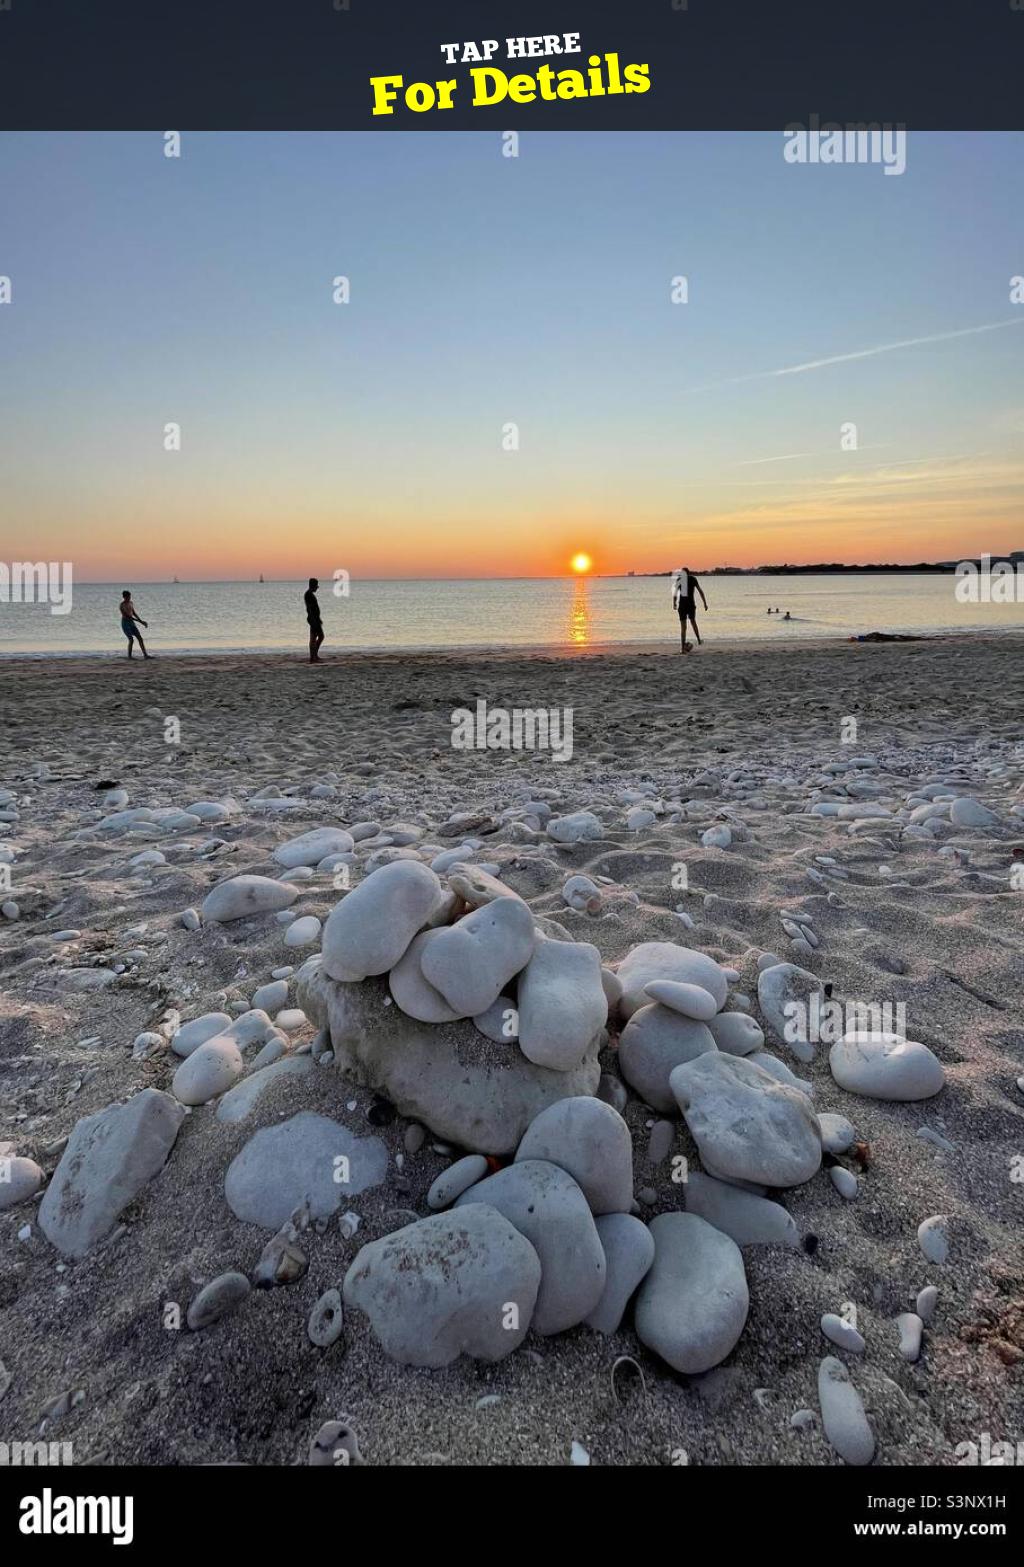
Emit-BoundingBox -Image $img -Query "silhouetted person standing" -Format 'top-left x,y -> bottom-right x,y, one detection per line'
119,590 -> 150,659
304,577 -> 324,662
671,566 -> 708,651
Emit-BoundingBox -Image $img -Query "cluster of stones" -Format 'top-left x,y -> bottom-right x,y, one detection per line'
293,857 -> 613,1153
342,1094 -> 750,1376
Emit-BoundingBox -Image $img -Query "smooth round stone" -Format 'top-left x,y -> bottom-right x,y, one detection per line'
427,1155 -> 490,1210
616,942 -> 728,1020
917,1214 -> 949,1264
644,979 -> 718,1023
756,962 -> 824,1062
321,860 -> 446,982
172,1037 -> 244,1105
822,1312 -> 865,1353
472,993 -> 518,1043
404,1122 -> 426,1155
756,951 -> 782,971
171,1011 -> 232,1058
584,1213 -> 656,1334
202,874 -> 299,923
818,1112 -> 857,1155
635,1213 -> 749,1374
950,796 -> 1000,829
685,1172 -> 799,1248
818,1357 -> 875,1465
830,1167 -> 859,1200
343,1205 -> 541,1366
701,825 -> 732,850
251,980 -> 288,1015
916,1284 -> 938,1324
285,916 -> 322,948
454,1160 -> 605,1335
184,800 -> 233,822
223,1010 -> 274,1049
563,874 -> 602,912
618,1004 -> 718,1112
898,1311 -> 923,1362
707,1012 -> 764,1056
180,907 -> 201,931
546,810 -> 603,844
129,849 -> 166,867
670,1052 -> 821,1189
0,1156 -> 44,1211
250,1035 -> 287,1073
515,1097 -> 633,1215
389,931 -> 465,1023
275,1008 -> 306,1032
517,938 -> 607,1072
430,844 -> 475,874
421,896 -> 535,1017
187,1271 -> 250,1330
830,1032 -> 945,1102
308,1288 -> 344,1348
646,1120 -> 675,1164
273,827 -> 355,868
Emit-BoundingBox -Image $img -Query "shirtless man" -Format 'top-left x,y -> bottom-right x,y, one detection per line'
119,590 -> 150,659
671,566 -> 708,651
304,577 -> 324,663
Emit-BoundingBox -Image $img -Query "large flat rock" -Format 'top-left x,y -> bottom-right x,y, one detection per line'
39,1089 -> 185,1258
296,961 -> 602,1155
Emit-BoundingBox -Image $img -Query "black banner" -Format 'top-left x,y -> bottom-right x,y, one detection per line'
1,1463 -> 1021,1550
0,0 -> 1022,130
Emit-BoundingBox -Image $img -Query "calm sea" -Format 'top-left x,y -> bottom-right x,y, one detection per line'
1,574 -> 1021,657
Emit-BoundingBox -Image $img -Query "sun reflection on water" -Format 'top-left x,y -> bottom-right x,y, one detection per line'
566,576 -> 591,646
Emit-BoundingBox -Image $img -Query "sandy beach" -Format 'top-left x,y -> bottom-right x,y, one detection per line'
1,633 -> 1023,1467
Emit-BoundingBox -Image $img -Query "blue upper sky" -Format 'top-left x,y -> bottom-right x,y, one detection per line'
1,131 -> 1021,577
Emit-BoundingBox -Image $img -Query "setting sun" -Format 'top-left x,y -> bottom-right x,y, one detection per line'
570,552 -> 593,574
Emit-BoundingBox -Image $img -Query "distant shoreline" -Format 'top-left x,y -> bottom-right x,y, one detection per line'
31,564 -> 1023,587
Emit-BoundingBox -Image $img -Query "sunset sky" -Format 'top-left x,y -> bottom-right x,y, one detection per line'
1,130 -> 1022,580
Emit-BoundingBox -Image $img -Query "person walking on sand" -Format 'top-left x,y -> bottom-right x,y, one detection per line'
304,577 -> 324,663
671,566 -> 708,652
119,590 -> 151,659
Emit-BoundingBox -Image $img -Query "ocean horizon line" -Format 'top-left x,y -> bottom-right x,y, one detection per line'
48,566 -> 989,587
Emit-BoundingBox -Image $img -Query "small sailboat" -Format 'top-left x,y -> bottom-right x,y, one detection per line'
172,575 -> 180,584
259,573 -> 265,584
